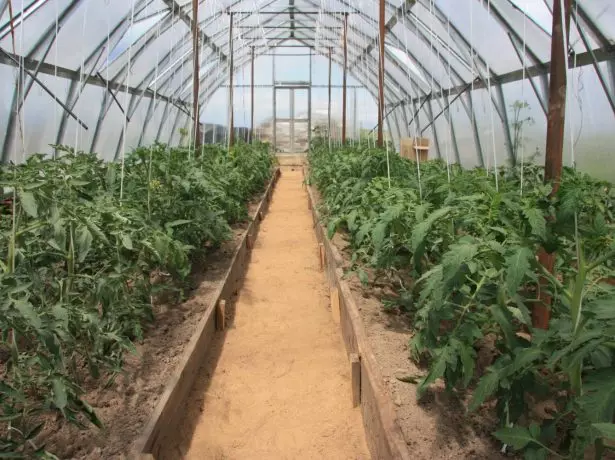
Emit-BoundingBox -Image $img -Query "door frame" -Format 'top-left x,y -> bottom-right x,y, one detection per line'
272,84 -> 312,153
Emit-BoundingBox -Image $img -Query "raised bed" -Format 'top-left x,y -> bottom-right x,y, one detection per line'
304,167 -> 413,460
131,168 -> 280,460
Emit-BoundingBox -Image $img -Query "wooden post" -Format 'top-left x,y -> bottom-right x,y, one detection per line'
330,287 -> 340,324
350,353 -> 361,407
250,46 -> 255,143
377,0 -> 385,147
319,243 -> 325,271
228,12 -> 235,147
192,0 -> 201,150
342,14 -> 348,144
246,233 -> 253,250
535,0 -> 572,330
328,47 -> 332,142
216,300 -> 226,331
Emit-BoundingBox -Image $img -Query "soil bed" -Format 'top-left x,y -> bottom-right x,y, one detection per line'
40,196 -> 265,460
311,185 -> 507,460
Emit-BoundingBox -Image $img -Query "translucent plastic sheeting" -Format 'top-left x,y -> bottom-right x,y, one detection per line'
0,0 -> 613,167
581,0 -> 614,42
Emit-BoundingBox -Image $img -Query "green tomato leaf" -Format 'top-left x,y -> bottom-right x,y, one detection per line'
14,300 -> 42,331
120,233 -> 133,250
469,367 -> 501,412
52,378 -> 68,411
493,426 -> 536,450
505,247 -> 533,297
76,226 -> 93,263
593,423 -> 615,440
18,190 -> 38,217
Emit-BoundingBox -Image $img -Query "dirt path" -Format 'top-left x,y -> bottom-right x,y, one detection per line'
174,168 -> 369,459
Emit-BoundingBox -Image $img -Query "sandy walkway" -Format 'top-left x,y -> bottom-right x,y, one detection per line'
181,168 -> 369,459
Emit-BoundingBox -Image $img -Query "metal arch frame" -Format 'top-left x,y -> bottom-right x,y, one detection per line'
395,6 -> 517,163
1,0 -> 615,162
570,2 -> 615,116
188,17 -> 418,115
185,5 -> 458,145
197,37 -> 403,144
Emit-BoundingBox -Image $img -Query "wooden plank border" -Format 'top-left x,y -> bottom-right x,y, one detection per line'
131,168 -> 281,459
304,167 -> 412,460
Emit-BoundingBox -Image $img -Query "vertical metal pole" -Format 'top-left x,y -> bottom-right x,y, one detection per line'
535,0 -> 572,330
328,47 -> 332,142
250,45 -> 255,143
290,88 -> 295,153
228,12 -> 235,147
377,0 -> 385,147
342,13 -> 348,144
272,49 -> 276,150
192,0 -> 201,151
308,48 -> 312,148
353,87 -> 358,142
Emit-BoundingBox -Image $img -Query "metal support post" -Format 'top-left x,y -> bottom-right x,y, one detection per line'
308,48 -> 312,147
328,47 -> 332,142
342,13 -> 348,144
192,0 -> 201,150
377,0 -> 385,147
272,49 -> 276,149
250,45 -> 255,142
228,12 -> 235,147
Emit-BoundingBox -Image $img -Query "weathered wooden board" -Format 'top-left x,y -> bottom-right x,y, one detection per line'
131,168 -> 280,459
306,170 -> 413,460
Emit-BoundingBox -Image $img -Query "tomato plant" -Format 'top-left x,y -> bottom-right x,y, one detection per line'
0,142 -> 274,457
309,137 -> 615,459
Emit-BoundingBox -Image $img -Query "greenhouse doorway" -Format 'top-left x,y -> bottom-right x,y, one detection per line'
273,84 -> 311,156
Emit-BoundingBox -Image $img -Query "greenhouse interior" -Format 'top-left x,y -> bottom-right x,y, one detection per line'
1,0 -> 615,459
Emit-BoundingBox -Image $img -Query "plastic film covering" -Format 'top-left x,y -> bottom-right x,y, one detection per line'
0,0 -> 612,176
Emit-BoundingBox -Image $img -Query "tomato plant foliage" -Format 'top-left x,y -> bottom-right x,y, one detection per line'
0,142 -> 274,457
309,138 -> 615,459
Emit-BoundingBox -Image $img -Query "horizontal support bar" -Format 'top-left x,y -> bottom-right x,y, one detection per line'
274,118 -> 310,122
409,44 -> 615,104
0,50 -> 191,115
236,26 -> 342,29
221,84 -> 364,88
230,10 -> 351,14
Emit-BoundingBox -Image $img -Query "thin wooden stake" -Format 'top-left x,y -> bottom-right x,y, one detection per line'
319,243 -> 325,271
246,233 -> 253,250
330,287 -> 340,324
216,300 -> 226,331
350,353 -> 361,407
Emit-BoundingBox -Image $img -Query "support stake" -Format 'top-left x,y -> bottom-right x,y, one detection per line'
350,353 -> 361,407
216,300 -> 226,331
330,287 -> 340,324
319,243 -> 325,271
